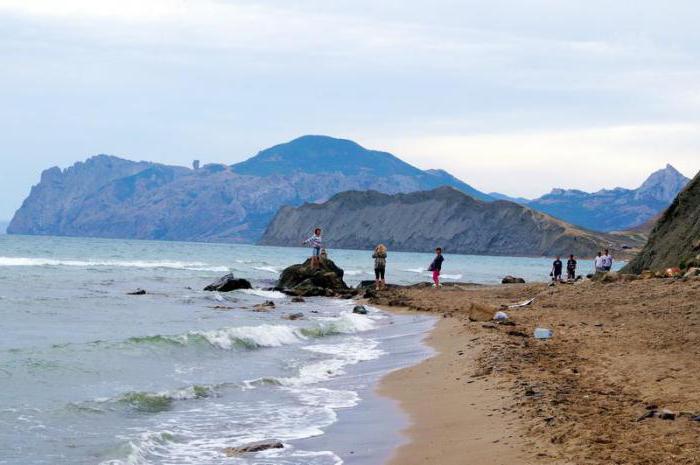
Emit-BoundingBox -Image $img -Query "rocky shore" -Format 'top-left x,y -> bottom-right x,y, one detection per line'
373,277 -> 700,465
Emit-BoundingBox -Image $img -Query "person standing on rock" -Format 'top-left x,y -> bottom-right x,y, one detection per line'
303,228 -> 323,268
372,244 -> 388,290
428,247 -> 444,288
551,256 -> 563,282
602,249 -> 613,272
567,254 -> 577,281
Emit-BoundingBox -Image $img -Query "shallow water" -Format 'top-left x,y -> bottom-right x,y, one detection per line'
0,235 -> 621,464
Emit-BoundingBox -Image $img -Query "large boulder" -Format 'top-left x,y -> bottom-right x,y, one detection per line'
502,275 -> 526,284
276,258 -> 349,297
204,273 -> 252,292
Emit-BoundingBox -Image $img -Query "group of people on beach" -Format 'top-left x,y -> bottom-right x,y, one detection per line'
304,228 -> 445,290
550,249 -> 614,283
306,228 -> 614,288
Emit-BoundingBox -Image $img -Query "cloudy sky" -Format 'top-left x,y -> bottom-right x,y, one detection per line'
1,0 -> 699,219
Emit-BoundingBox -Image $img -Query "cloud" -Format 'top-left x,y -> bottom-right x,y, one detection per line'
0,0 -> 699,218
364,123 -> 700,197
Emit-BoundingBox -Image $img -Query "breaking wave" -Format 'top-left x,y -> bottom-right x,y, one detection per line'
0,256 -> 228,272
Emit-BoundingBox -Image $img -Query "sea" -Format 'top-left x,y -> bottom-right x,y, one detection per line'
0,234 -> 614,465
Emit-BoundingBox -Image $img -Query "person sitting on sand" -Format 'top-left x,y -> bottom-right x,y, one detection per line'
551,256 -> 563,282
372,244 -> 388,290
303,228 -> 323,268
602,249 -> 613,272
594,251 -> 604,273
428,247 -> 444,288
567,254 -> 577,281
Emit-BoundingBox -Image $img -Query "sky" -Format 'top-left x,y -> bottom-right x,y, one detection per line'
1,0 -> 699,219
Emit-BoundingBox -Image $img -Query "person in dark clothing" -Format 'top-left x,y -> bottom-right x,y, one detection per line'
566,254 -> 577,281
428,247 -> 444,287
551,256 -> 563,282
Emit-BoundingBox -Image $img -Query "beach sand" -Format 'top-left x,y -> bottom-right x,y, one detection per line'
374,278 -> 700,465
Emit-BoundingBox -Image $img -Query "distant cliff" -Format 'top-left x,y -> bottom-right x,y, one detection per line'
525,165 -> 690,232
8,135 -> 491,242
260,187 -> 644,257
623,170 -> 700,273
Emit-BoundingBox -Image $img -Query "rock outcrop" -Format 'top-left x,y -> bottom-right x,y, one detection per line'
275,258 -> 350,297
224,440 -> 283,456
8,135 -> 490,243
203,274 -> 252,292
260,187 -> 645,258
623,170 -> 700,273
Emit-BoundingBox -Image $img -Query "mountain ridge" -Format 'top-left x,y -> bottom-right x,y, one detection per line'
524,165 -> 690,232
260,186 -> 645,258
8,136 -> 491,242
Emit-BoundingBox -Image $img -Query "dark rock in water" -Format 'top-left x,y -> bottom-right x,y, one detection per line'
127,289 -> 147,295
357,280 -> 377,289
253,300 -> 276,311
353,305 -> 368,315
502,276 -> 526,284
204,273 -> 252,292
283,312 -> 304,320
224,440 -> 284,456
363,289 -> 377,299
276,258 -> 348,297
291,296 -> 305,303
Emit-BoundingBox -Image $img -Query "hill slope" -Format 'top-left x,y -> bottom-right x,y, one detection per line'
623,170 -> 700,273
260,187 -> 644,257
8,136 -> 490,242
527,165 -> 690,232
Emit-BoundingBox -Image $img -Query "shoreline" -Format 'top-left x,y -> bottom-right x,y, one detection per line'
367,278 -> 700,465
375,305 -> 532,465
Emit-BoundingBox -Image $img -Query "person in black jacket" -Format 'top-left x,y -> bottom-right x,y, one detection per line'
428,247 -> 444,287
551,256 -> 563,282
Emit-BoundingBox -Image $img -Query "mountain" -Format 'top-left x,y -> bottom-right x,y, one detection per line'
259,187 -> 645,258
0,220 -> 8,234
232,135 -> 492,201
488,192 -> 530,204
526,165 -> 690,232
623,170 -> 700,273
8,135 -> 491,243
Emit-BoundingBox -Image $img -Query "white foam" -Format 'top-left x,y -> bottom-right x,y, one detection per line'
344,269 -> 365,276
237,289 -> 287,299
440,273 -> 463,280
294,388 -> 360,409
192,324 -> 304,349
0,256 -> 228,272
252,265 -> 281,274
402,267 -> 425,273
280,337 -> 384,387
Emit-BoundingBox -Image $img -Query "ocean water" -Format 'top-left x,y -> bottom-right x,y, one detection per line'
0,235 -> 618,465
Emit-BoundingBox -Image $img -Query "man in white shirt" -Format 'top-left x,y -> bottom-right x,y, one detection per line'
602,249 -> 613,271
594,252 -> 605,272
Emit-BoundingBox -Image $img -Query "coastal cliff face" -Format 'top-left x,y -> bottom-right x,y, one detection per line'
7,136 -> 491,242
260,187 -> 643,257
526,165 -> 690,232
623,170 -> 700,273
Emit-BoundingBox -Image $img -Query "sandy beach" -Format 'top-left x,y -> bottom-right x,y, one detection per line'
374,278 -> 700,465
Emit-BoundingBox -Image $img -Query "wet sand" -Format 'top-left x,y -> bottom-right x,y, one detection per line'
374,278 -> 700,465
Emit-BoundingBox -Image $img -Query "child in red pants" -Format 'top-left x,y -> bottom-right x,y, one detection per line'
428,247 -> 444,287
